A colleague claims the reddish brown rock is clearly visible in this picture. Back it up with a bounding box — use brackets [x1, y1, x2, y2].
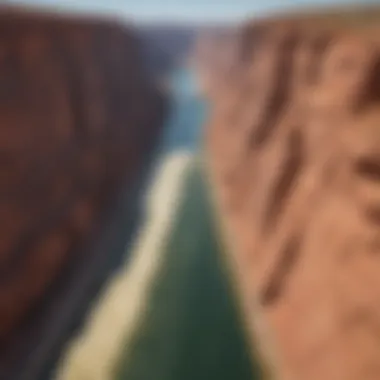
[0, 7, 166, 349]
[206, 10, 380, 380]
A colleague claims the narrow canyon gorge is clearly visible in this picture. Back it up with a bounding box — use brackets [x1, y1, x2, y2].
[1, 5, 380, 380]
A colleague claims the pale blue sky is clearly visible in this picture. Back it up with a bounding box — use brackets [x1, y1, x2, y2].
[6, 0, 379, 23]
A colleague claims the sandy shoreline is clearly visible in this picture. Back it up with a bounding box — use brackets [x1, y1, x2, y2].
[56, 151, 194, 380]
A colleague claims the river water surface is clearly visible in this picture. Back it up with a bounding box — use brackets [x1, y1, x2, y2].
[57, 68, 261, 380]
[112, 68, 261, 380]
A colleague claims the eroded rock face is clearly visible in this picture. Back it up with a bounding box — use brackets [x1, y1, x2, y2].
[206, 14, 380, 380]
[0, 8, 166, 347]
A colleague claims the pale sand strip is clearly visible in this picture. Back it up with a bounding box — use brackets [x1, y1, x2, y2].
[56, 151, 194, 380]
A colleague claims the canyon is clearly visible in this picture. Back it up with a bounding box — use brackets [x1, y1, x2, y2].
[2, 4, 380, 380]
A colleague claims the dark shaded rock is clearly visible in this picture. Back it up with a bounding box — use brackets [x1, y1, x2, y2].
[0, 6, 167, 378]
[137, 25, 197, 79]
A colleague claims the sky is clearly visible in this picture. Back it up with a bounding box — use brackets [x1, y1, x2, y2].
[5, 0, 380, 23]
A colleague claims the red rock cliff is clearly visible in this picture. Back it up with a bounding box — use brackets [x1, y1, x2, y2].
[0, 8, 166, 348]
[206, 9, 380, 380]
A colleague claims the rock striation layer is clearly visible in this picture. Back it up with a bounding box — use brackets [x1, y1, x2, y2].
[206, 9, 380, 380]
[0, 7, 166, 352]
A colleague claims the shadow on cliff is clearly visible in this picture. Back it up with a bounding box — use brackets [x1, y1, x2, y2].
[0, 8, 169, 380]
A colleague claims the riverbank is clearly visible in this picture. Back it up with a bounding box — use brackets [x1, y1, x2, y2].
[56, 151, 195, 380]
[114, 160, 258, 380]
[56, 157, 260, 380]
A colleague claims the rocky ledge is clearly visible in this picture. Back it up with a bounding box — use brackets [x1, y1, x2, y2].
[205, 8, 380, 380]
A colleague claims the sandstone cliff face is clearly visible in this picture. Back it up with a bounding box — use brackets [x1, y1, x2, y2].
[206, 12, 380, 380]
[0, 7, 166, 352]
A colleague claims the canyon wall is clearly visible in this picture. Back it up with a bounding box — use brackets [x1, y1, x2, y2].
[206, 9, 380, 380]
[0, 6, 166, 372]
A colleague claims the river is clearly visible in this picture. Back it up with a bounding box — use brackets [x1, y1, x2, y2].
[55, 68, 260, 380]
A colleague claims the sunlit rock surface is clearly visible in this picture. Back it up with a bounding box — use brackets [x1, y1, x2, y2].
[205, 7, 380, 380]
